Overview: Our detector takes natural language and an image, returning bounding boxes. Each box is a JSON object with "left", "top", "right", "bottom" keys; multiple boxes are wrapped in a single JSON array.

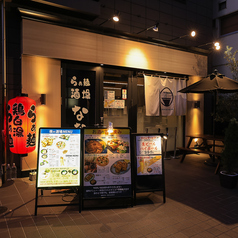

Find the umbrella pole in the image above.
[
  {"left": 212, "top": 91, "right": 216, "bottom": 160},
  {"left": 205, "top": 91, "right": 217, "bottom": 166},
  {"left": 213, "top": 90, "right": 217, "bottom": 138}
]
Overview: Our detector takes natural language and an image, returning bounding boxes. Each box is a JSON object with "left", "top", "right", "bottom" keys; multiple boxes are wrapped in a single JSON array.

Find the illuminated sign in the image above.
[{"left": 37, "top": 128, "right": 81, "bottom": 188}]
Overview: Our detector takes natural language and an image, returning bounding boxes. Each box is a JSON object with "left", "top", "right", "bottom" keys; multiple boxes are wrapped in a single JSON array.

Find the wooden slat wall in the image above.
[
  {"left": 21, "top": 55, "right": 61, "bottom": 171},
  {"left": 22, "top": 19, "right": 207, "bottom": 77}
]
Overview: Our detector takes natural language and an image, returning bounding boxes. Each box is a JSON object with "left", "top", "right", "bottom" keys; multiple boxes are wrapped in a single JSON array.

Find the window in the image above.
[
  {"left": 220, "top": 11, "right": 238, "bottom": 35},
  {"left": 219, "top": 1, "right": 226, "bottom": 11}
]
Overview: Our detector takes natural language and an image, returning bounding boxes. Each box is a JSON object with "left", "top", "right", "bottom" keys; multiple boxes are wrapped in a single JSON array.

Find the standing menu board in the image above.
[
  {"left": 132, "top": 133, "right": 166, "bottom": 203},
  {"left": 83, "top": 128, "right": 132, "bottom": 198},
  {"left": 36, "top": 128, "right": 81, "bottom": 188}
]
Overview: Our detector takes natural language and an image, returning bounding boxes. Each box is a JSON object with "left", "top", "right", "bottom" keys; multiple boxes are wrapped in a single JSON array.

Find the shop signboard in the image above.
[
  {"left": 65, "top": 69, "right": 96, "bottom": 128},
  {"left": 83, "top": 128, "right": 132, "bottom": 198},
  {"left": 36, "top": 128, "right": 81, "bottom": 188}
]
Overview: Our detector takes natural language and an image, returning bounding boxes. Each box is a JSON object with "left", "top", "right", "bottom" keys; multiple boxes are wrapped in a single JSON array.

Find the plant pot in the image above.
[{"left": 219, "top": 171, "right": 238, "bottom": 189}]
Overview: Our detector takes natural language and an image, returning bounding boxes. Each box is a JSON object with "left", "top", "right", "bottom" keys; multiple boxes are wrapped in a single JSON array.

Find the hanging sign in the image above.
[
  {"left": 122, "top": 89, "right": 127, "bottom": 100},
  {"left": 8, "top": 96, "right": 36, "bottom": 154},
  {"left": 36, "top": 128, "right": 81, "bottom": 188},
  {"left": 83, "top": 128, "right": 132, "bottom": 198}
]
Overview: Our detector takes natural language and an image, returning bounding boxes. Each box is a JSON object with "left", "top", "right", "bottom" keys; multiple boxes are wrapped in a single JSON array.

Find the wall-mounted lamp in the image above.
[
  {"left": 194, "top": 101, "right": 200, "bottom": 108},
  {"left": 107, "top": 121, "right": 113, "bottom": 133},
  {"left": 194, "top": 138, "right": 199, "bottom": 148},
  {"left": 197, "top": 41, "right": 221, "bottom": 50},
  {"left": 99, "top": 11, "right": 120, "bottom": 26},
  {"left": 112, "top": 11, "right": 120, "bottom": 22},
  {"left": 214, "top": 42, "right": 220, "bottom": 50},
  {"left": 152, "top": 23, "right": 159, "bottom": 32},
  {"left": 40, "top": 94, "right": 46, "bottom": 105},
  {"left": 136, "top": 23, "right": 159, "bottom": 34},
  {"left": 169, "top": 30, "right": 196, "bottom": 41}
]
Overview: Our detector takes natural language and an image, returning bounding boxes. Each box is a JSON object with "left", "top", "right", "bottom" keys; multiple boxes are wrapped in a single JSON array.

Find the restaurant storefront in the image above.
[{"left": 19, "top": 18, "right": 207, "bottom": 172}]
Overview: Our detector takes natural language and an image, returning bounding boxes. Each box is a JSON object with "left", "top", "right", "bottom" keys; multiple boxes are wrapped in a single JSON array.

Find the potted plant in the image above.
[{"left": 219, "top": 118, "right": 238, "bottom": 188}]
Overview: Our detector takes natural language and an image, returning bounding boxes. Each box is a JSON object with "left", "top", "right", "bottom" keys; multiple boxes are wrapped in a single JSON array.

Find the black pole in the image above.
[
  {"left": 1, "top": 0, "right": 7, "bottom": 180},
  {"left": 213, "top": 90, "right": 217, "bottom": 137}
]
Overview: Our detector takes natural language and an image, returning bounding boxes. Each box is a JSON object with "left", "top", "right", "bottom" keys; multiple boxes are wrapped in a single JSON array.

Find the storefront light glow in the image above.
[{"left": 126, "top": 49, "right": 148, "bottom": 68}]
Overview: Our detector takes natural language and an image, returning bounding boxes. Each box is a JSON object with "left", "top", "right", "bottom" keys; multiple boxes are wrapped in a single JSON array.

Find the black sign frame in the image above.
[
  {"left": 132, "top": 133, "right": 166, "bottom": 204},
  {"left": 82, "top": 127, "right": 133, "bottom": 208},
  {"left": 34, "top": 127, "right": 83, "bottom": 215}
]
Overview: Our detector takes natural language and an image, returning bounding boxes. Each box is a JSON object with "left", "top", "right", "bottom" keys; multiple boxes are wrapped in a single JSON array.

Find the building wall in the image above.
[
  {"left": 0, "top": 0, "right": 215, "bottom": 174},
  {"left": 95, "top": 0, "right": 213, "bottom": 47},
  {"left": 213, "top": 0, "right": 238, "bottom": 18},
  {"left": 21, "top": 19, "right": 206, "bottom": 169},
  {"left": 212, "top": 0, "right": 238, "bottom": 79},
  {"left": 22, "top": 19, "right": 208, "bottom": 77},
  {"left": 21, "top": 56, "right": 61, "bottom": 171},
  {"left": 0, "top": 8, "right": 22, "bottom": 169},
  {"left": 186, "top": 75, "right": 204, "bottom": 145}
]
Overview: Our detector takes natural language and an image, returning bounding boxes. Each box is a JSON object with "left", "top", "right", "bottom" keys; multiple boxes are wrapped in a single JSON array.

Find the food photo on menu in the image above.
[
  {"left": 107, "top": 138, "right": 129, "bottom": 153},
  {"left": 85, "top": 139, "right": 107, "bottom": 154},
  {"left": 137, "top": 155, "right": 162, "bottom": 175},
  {"left": 84, "top": 134, "right": 131, "bottom": 187}
]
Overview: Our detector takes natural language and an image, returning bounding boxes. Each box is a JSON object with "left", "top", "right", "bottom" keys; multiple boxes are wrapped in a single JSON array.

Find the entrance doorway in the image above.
[
  {"left": 102, "top": 68, "right": 132, "bottom": 129},
  {"left": 61, "top": 62, "right": 184, "bottom": 152}
]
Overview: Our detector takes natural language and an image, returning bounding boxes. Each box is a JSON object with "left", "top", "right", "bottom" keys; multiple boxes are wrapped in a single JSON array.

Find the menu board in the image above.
[
  {"left": 104, "top": 99, "right": 125, "bottom": 108},
  {"left": 136, "top": 135, "right": 162, "bottom": 175},
  {"left": 83, "top": 128, "right": 131, "bottom": 198},
  {"left": 37, "top": 128, "right": 81, "bottom": 188}
]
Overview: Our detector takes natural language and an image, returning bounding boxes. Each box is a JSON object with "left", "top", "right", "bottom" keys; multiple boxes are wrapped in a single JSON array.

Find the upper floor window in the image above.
[
  {"left": 219, "top": 1, "right": 227, "bottom": 11},
  {"left": 220, "top": 11, "right": 238, "bottom": 35}
]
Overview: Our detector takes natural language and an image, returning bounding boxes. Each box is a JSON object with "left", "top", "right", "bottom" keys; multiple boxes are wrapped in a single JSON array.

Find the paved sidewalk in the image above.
[{"left": 1, "top": 154, "right": 238, "bottom": 238}]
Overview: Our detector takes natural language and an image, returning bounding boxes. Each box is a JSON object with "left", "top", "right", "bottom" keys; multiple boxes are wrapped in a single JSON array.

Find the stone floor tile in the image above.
[
  {"left": 191, "top": 230, "right": 216, "bottom": 237},
  {"left": 0, "top": 230, "right": 11, "bottom": 238},
  {"left": 216, "top": 233, "right": 233, "bottom": 238},
  {"left": 1, "top": 154, "right": 238, "bottom": 238}
]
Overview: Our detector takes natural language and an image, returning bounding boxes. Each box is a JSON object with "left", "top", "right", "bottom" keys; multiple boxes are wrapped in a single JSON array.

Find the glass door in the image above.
[{"left": 103, "top": 68, "right": 130, "bottom": 128}]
